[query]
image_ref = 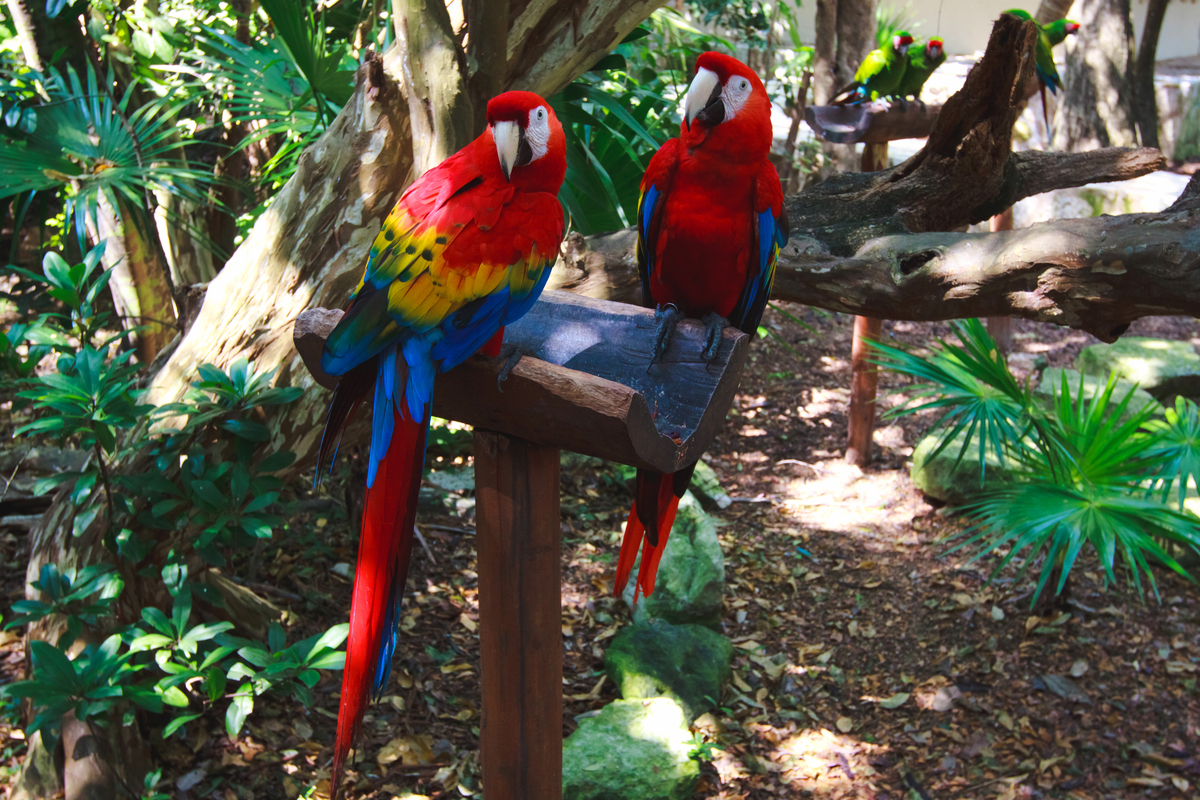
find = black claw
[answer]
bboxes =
[701,313,729,362]
[650,304,680,367]
[494,343,528,391]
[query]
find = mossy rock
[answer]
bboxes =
[605,618,732,722]
[562,698,699,800]
[1074,338,1200,400]
[620,492,725,628]
[1034,368,1162,424]
[909,430,1018,505]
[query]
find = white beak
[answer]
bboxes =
[684,66,721,129]
[493,120,520,182]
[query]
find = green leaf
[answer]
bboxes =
[225,686,253,736]
[162,712,203,738]
[159,684,189,707]
[29,640,79,693]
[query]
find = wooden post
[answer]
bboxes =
[986,206,1015,354]
[845,141,888,468]
[473,430,563,800]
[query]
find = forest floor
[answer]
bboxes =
[2,306,1200,800]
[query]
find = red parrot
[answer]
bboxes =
[615,52,788,601]
[317,91,566,798]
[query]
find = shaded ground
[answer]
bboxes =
[2,307,1200,799]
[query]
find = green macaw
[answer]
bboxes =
[831,31,914,105]
[894,37,946,101]
[1042,18,1080,47]
[1004,9,1063,94]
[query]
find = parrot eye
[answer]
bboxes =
[739,79,749,90]
[537,108,545,120]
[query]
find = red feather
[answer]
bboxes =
[330,406,427,798]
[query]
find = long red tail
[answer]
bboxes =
[614,465,695,601]
[330,404,428,799]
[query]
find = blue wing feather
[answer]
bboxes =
[730,207,786,333]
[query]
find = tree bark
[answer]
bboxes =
[88,193,179,364]
[1052,0,1139,150]
[1035,0,1076,25]
[813,0,837,106]
[833,0,876,92]
[1133,0,1169,150]
[826,0,875,173]
[4,0,42,71]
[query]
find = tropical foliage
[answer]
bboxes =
[876,319,1200,603]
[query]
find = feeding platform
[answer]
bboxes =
[294,290,749,799]
[805,100,942,144]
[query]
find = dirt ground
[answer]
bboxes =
[2,307,1200,800]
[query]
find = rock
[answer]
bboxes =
[605,619,732,722]
[1035,368,1162,423]
[1074,337,1200,401]
[620,492,725,627]
[689,460,731,510]
[909,430,1018,505]
[562,698,699,800]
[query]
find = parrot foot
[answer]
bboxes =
[701,313,729,362]
[649,304,680,366]
[493,343,531,390]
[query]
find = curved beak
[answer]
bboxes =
[493,120,522,182]
[684,66,724,130]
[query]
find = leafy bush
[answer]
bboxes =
[1,243,346,749]
[876,319,1200,603]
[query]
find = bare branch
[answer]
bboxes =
[773,175,1200,342]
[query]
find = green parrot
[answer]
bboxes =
[894,37,946,101]
[1042,18,1080,47]
[831,30,914,105]
[1004,9,1064,94]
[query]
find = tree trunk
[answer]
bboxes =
[1052,0,1139,151]
[87,193,179,364]
[1133,0,1169,150]
[813,0,837,106]
[823,0,876,173]
[834,0,876,91]
[1035,0,1076,24]
[4,0,42,71]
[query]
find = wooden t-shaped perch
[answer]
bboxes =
[294,290,748,800]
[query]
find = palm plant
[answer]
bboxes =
[0,63,214,239]
[185,0,357,227]
[876,319,1200,604]
[0,62,220,359]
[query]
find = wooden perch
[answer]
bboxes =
[804,101,942,144]
[294,291,749,473]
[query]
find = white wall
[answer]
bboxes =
[788,1,1200,60]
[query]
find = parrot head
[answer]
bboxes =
[893,32,914,56]
[682,52,773,157]
[486,91,566,190]
[926,37,944,60]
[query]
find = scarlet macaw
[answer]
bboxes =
[615,52,788,601]
[831,31,914,105]
[317,91,566,798]
[894,37,946,102]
